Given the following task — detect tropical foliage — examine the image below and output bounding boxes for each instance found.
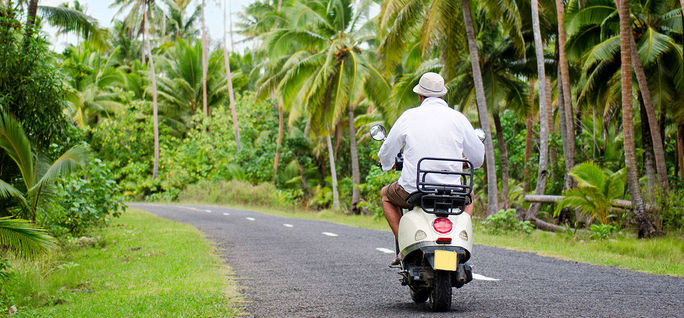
[1,0,683,257]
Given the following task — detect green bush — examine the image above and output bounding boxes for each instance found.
[178,180,296,209]
[655,188,684,231]
[357,166,401,219]
[46,159,126,236]
[483,209,534,234]
[589,224,617,240]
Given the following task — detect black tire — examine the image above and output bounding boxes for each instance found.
[429,270,452,312]
[410,287,429,304]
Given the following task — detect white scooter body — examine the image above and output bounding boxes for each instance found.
[398,207,473,257]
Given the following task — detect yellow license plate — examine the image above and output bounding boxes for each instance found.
[434,250,458,271]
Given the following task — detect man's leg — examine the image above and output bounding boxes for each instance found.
[465,202,474,216]
[381,185,402,239]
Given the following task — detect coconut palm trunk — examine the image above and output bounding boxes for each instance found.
[629,36,668,190]
[223,1,241,151]
[526,0,550,220]
[201,0,208,116]
[493,112,509,209]
[24,0,39,40]
[640,99,657,189]
[617,0,655,238]
[144,5,159,180]
[272,2,283,178]
[678,124,684,179]
[273,104,283,179]
[555,0,575,190]
[523,79,535,193]
[326,134,340,210]
[460,0,498,215]
[349,106,361,214]
[607,0,668,191]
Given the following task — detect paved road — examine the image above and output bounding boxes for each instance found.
[131,203,684,317]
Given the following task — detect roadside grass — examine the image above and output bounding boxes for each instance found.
[473,223,684,277]
[2,208,242,317]
[175,200,684,277]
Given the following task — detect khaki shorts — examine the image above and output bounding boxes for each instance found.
[381,181,412,209]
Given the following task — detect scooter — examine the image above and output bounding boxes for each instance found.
[370,124,485,312]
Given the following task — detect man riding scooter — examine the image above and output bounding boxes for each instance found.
[378,72,485,265]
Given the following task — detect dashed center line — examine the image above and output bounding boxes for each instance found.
[246,217,256,221]
[223,212,230,216]
[376,248,395,254]
[203,209,212,213]
[321,232,338,237]
[283,224,293,228]
[472,274,500,281]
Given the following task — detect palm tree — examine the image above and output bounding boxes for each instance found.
[201,0,208,116]
[566,0,681,191]
[238,1,287,178]
[21,0,108,48]
[555,0,576,191]
[223,0,241,151]
[161,0,200,41]
[111,0,163,64]
[446,25,530,209]
[0,113,89,222]
[143,1,160,179]
[554,162,626,224]
[617,0,655,238]
[263,0,387,211]
[526,0,551,220]
[156,39,228,130]
[0,217,55,258]
[61,44,127,128]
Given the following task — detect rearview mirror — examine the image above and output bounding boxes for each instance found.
[474,128,486,142]
[370,124,386,141]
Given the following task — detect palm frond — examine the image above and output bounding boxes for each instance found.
[0,217,55,258]
[38,5,110,49]
[30,144,90,197]
[0,180,30,213]
[637,27,675,66]
[0,113,35,190]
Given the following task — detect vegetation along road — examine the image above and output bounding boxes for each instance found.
[132,203,684,317]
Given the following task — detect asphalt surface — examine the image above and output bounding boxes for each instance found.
[131,203,684,317]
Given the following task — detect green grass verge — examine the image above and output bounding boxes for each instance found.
[4,208,242,317]
[177,200,684,277]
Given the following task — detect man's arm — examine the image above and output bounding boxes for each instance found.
[377,117,406,171]
[460,115,485,169]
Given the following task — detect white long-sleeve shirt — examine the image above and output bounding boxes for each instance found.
[378,97,485,193]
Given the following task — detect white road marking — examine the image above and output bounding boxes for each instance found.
[322,232,338,237]
[283,224,293,228]
[472,273,500,281]
[203,209,212,213]
[187,207,199,211]
[376,248,395,254]
[246,217,256,221]
[223,212,230,216]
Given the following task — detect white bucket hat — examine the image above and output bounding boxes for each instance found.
[413,72,447,97]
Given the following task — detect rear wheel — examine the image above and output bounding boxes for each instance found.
[429,270,452,312]
[410,287,429,304]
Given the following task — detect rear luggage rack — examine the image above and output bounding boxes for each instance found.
[407,157,474,215]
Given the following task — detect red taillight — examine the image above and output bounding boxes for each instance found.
[433,217,453,234]
[436,237,452,244]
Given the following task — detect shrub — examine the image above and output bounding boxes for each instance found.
[178,180,295,209]
[357,166,401,219]
[654,188,684,231]
[589,224,617,240]
[483,209,534,234]
[46,159,126,236]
